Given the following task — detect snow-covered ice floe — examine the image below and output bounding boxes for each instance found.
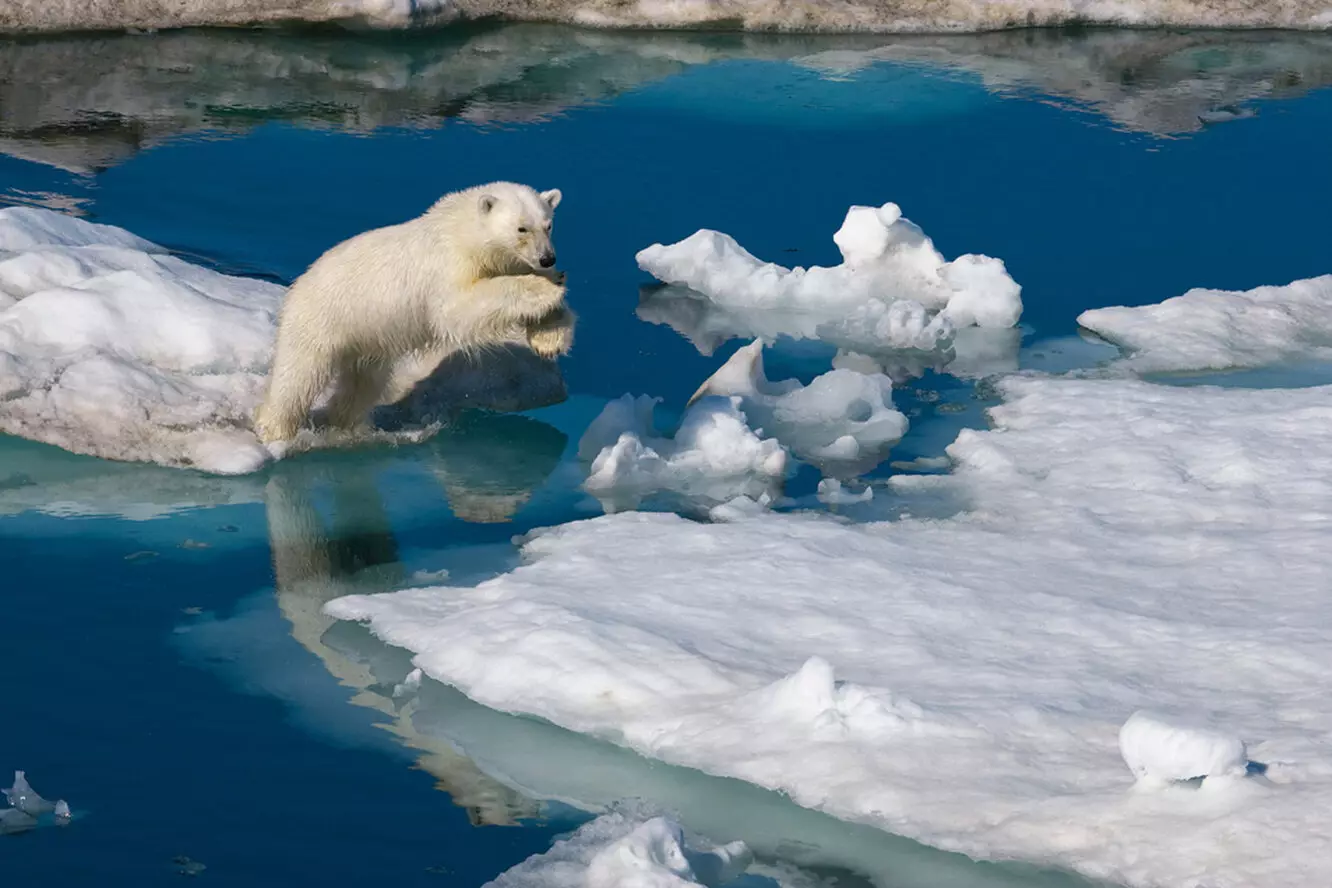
[0,208,565,474]
[329,373,1332,888]
[485,810,753,888]
[5,0,1332,35]
[636,202,1022,370]
[1078,274,1332,374]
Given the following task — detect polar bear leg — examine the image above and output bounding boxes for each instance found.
[324,357,392,431]
[255,346,336,444]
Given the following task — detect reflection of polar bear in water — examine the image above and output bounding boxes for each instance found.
[255,182,576,445]
[263,413,567,823]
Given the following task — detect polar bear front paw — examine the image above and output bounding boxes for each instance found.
[526,306,576,359]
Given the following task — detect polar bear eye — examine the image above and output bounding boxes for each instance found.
[517,226,529,234]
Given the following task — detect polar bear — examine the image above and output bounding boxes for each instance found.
[253,181,575,445]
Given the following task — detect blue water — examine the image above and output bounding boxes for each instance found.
[2,24,1331,887]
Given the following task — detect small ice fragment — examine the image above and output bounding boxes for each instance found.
[173,856,207,877]
[4,770,57,817]
[817,478,873,504]
[691,340,907,473]
[1119,710,1248,784]
[889,455,951,472]
[393,668,424,699]
[53,800,71,824]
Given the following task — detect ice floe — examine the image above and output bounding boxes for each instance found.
[1078,274,1332,374]
[486,810,754,888]
[0,208,566,474]
[579,394,787,513]
[5,0,1331,36]
[636,202,1021,363]
[329,373,1332,888]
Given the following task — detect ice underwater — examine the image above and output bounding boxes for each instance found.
[7,194,1332,886]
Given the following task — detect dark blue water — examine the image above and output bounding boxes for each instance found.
[2,24,1330,887]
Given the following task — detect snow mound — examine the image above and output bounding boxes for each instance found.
[579,394,788,513]
[1077,274,1332,373]
[691,340,907,474]
[487,810,753,888]
[329,373,1332,888]
[636,202,1021,359]
[0,207,281,473]
[1119,711,1249,785]
[0,208,566,473]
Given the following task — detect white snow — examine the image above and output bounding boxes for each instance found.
[636,202,1021,361]
[691,340,907,474]
[1119,711,1249,786]
[0,207,280,474]
[1077,274,1332,374]
[486,810,753,888]
[0,208,565,474]
[579,393,788,513]
[329,373,1332,888]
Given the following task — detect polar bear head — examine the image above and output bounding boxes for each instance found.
[472,181,563,273]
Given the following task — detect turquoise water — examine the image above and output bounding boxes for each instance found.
[2,24,1331,886]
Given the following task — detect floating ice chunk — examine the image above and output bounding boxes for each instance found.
[1119,711,1249,785]
[486,810,753,888]
[636,202,1021,359]
[4,771,62,817]
[816,478,873,504]
[393,667,424,699]
[580,394,788,513]
[1077,274,1332,373]
[690,339,906,474]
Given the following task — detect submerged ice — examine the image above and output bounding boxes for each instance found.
[637,202,1022,371]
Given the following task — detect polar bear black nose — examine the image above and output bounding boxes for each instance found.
[539,251,556,268]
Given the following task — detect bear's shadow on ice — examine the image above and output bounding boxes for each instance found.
[366,344,568,431]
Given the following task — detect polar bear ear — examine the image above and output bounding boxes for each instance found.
[478,194,497,214]
[540,189,562,211]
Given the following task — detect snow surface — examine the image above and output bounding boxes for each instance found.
[690,340,907,475]
[1078,274,1332,374]
[579,394,787,513]
[485,810,754,888]
[0,207,281,474]
[329,373,1332,888]
[636,202,1022,368]
[0,208,566,473]
[5,0,1331,35]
